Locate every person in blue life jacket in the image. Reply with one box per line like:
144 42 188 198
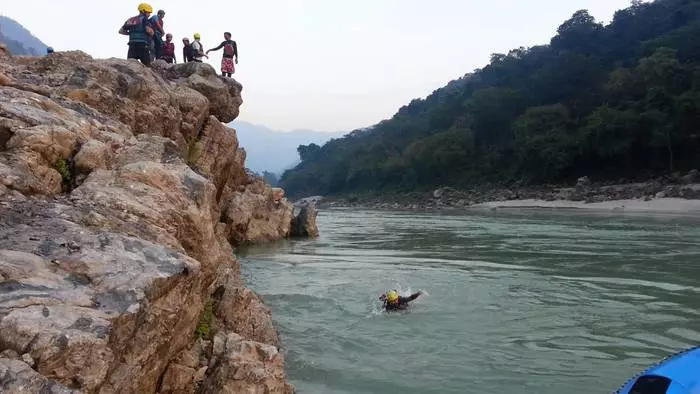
119 3 155 66
149 9 166 59
379 290 423 311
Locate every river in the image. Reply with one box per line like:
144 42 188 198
238 208 700 394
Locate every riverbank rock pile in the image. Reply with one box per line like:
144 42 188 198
0 52 302 392
320 172 700 211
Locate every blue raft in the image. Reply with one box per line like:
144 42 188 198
615 346 700 393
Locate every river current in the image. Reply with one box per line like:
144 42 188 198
239 208 700 393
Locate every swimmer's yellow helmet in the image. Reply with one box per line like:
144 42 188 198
386 290 399 303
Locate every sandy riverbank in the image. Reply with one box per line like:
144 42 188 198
471 197 700 214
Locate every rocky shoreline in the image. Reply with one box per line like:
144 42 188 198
317 173 700 212
0 51 314 393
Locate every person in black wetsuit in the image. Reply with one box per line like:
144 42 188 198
182 38 193 63
379 290 423 311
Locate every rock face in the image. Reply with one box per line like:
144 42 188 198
0 357 79 393
0 52 297 393
290 203 319 238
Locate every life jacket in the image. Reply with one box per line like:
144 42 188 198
223 41 235 57
191 41 203 59
182 43 191 61
119 15 153 44
148 15 164 37
161 42 175 58
118 15 140 35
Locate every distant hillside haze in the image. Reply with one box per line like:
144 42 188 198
230 121 346 174
0 16 48 56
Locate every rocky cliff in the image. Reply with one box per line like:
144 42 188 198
0 51 306 393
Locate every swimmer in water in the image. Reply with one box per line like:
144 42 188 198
379 290 423 311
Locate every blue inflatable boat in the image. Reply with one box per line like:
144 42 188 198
615 346 700 393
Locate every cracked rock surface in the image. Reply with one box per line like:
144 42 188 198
0 51 297 393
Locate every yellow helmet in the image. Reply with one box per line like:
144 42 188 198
138 3 153 13
193 33 201 39
386 290 399 303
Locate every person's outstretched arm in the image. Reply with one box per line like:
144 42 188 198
207 41 225 54
404 291 422 303
233 41 238 62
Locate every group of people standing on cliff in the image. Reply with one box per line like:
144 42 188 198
119 3 238 77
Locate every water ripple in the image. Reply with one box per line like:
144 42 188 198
240 209 700 394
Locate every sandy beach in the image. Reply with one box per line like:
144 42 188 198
471 198 700 214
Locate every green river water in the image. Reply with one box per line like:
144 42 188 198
238 208 700 394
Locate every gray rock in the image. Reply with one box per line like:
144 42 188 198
681 169 698 184
194 366 208 382
0 350 19 360
294 196 324 207
202 333 292 393
576 176 591 189
290 204 319 237
0 358 79 393
21 353 35 368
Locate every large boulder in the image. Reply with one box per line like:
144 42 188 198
160 61 243 123
291 202 320 238
0 51 296 392
203 333 293 394
211 268 281 347
220 179 295 245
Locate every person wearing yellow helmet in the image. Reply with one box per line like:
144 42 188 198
190 33 208 63
137 3 153 14
379 289 423 311
119 3 154 66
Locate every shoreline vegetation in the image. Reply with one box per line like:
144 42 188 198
315 173 700 215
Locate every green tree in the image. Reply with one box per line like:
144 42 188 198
279 0 700 197
513 104 577 180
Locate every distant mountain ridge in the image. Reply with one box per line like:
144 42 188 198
230 121 346 174
0 15 49 56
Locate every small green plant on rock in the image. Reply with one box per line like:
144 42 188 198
195 301 214 340
54 158 71 185
185 138 202 165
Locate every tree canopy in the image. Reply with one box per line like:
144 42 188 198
280 0 700 197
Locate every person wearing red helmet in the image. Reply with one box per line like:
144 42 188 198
160 33 176 63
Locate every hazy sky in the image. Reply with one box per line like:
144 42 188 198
2 0 634 132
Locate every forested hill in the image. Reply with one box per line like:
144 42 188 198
280 0 700 198
0 16 49 56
